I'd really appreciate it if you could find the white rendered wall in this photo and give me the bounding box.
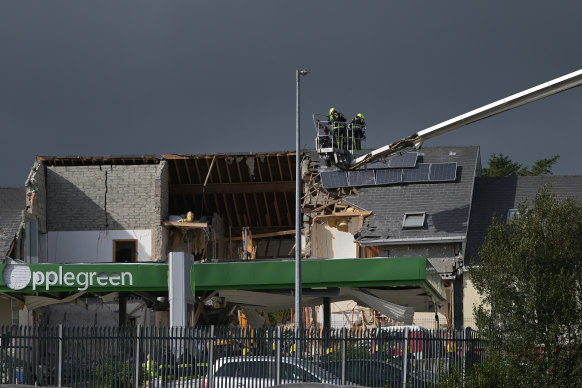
[312,218,359,258]
[462,272,484,327]
[46,230,153,263]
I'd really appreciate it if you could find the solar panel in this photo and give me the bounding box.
[429,162,457,182]
[402,163,430,182]
[388,152,418,168]
[348,170,376,186]
[367,152,418,169]
[320,171,348,188]
[375,168,403,185]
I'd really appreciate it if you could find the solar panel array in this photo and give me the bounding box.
[320,162,457,189]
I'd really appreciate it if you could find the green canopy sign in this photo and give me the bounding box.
[0,263,168,294]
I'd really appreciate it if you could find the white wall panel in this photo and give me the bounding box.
[46,230,152,263]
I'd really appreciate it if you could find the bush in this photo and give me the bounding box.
[94,358,135,388]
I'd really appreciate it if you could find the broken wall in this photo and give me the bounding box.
[311,217,360,258]
[25,161,47,233]
[43,162,169,262]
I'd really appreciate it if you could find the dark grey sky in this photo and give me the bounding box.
[2,1,582,186]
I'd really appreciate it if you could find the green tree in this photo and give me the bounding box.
[469,187,582,387]
[482,153,559,177]
[518,155,560,176]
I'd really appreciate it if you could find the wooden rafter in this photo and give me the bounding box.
[304,198,342,214]
[235,159,253,227]
[181,159,197,215]
[276,155,285,182]
[286,154,294,180]
[162,221,208,229]
[206,157,222,222]
[174,160,184,184]
[277,155,293,226]
[171,182,294,194]
[252,192,262,227]
[215,229,297,242]
[204,157,230,227]
[171,160,187,213]
[314,211,372,219]
[266,156,283,226]
[183,159,193,184]
[256,155,271,227]
[193,159,209,217]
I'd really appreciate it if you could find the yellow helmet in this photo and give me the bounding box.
[357,113,365,119]
[329,108,336,115]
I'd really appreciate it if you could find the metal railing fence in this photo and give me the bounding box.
[0,325,485,388]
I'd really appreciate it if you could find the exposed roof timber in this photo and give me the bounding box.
[172,182,296,194]
[303,198,342,214]
[37,155,161,166]
[265,156,283,226]
[162,152,297,160]
[314,211,373,219]
[162,221,208,229]
[256,154,272,227]
[235,161,254,227]
[215,229,297,242]
[225,161,244,227]
[166,152,296,230]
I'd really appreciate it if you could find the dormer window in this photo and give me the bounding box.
[402,212,426,229]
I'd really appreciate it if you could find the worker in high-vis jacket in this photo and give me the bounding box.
[350,113,366,150]
[329,108,347,149]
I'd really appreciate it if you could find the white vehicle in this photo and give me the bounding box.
[205,356,347,388]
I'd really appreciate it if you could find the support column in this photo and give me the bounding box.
[119,295,127,326]
[169,252,195,327]
[323,297,331,331]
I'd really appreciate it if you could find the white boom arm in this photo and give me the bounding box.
[349,68,582,169]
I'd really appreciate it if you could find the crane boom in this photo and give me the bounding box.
[348,68,582,170]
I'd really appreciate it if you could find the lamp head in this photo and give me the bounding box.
[299,69,309,76]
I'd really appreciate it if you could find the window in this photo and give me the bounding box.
[281,364,318,382]
[507,209,519,222]
[402,213,426,229]
[113,240,137,262]
[238,361,272,378]
[215,362,238,377]
[216,361,273,379]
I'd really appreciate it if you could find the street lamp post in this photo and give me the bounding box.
[295,68,309,355]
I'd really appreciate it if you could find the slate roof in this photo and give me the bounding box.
[0,187,26,258]
[465,175,582,264]
[343,146,480,244]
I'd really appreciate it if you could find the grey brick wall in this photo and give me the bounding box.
[46,164,165,232]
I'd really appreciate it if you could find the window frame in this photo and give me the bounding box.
[402,212,426,229]
[113,239,138,263]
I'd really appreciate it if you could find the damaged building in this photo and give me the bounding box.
[4,146,579,329]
